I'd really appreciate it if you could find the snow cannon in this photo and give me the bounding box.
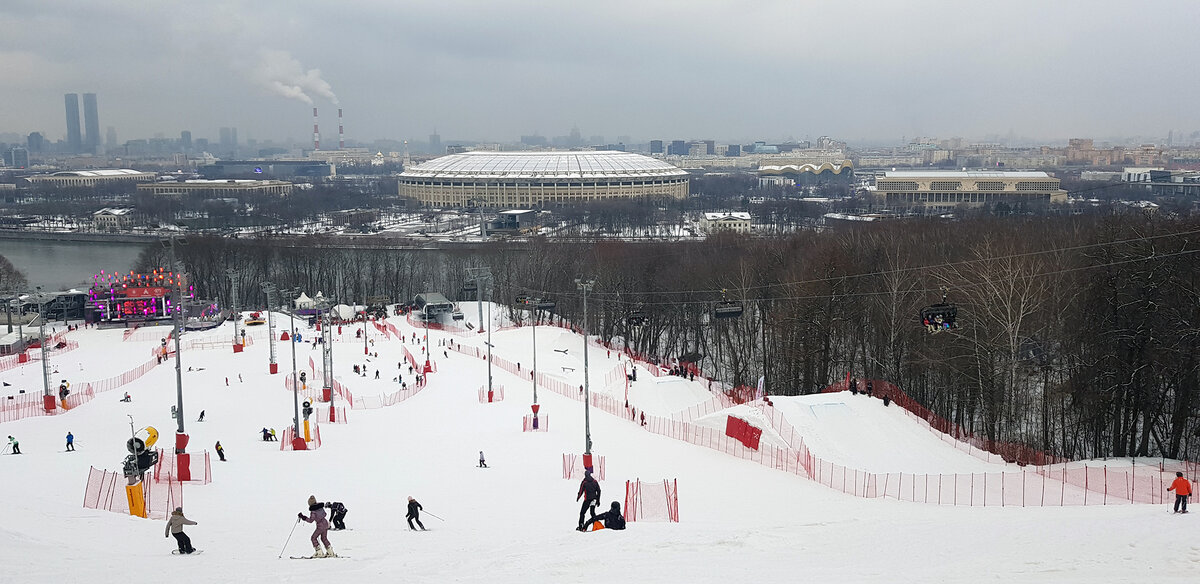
[300,371,307,391]
[302,400,314,442]
[122,425,161,517]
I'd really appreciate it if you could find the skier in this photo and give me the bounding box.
[165,507,197,554]
[324,501,348,530]
[215,441,225,462]
[850,379,858,395]
[238,374,243,383]
[298,495,335,557]
[479,450,487,468]
[375,370,379,379]
[866,380,874,396]
[197,410,205,422]
[7,435,20,454]
[882,395,891,407]
[66,432,75,452]
[1168,471,1192,514]
[576,470,601,531]
[588,501,627,531]
[406,496,426,530]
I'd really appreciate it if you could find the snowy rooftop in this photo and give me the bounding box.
[883,170,1053,179]
[400,151,689,180]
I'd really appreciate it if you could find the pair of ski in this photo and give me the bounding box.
[290,554,348,559]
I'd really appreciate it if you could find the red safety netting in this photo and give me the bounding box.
[279,422,323,451]
[83,466,183,520]
[522,414,548,432]
[563,453,606,480]
[479,385,505,403]
[154,450,213,484]
[725,415,762,450]
[625,479,679,522]
[402,345,439,374]
[318,406,349,423]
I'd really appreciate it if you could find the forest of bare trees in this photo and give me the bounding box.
[134,212,1200,463]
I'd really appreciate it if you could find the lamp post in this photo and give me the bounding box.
[467,268,493,398]
[575,278,595,461]
[261,283,279,374]
[282,287,301,437]
[422,282,432,373]
[35,290,53,411]
[227,269,241,351]
[162,236,188,451]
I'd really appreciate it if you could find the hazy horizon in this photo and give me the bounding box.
[3,0,1198,147]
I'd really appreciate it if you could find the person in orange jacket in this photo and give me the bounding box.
[1168,472,1192,514]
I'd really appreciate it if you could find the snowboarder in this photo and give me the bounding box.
[262,428,271,441]
[1168,471,1192,513]
[165,507,197,554]
[197,410,205,422]
[298,495,335,557]
[121,392,132,402]
[270,428,277,441]
[324,501,348,530]
[7,435,20,454]
[588,501,627,531]
[66,432,75,452]
[478,450,487,468]
[406,496,426,530]
[58,380,70,399]
[215,441,225,461]
[576,470,601,531]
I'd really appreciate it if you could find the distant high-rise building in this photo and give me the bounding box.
[650,140,663,154]
[219,127,238,153]
[520,134,548,147]
[725,144,741,157]
[82,93,100,153]
[704,140,716,155]
[64,94,82,153]
[105,126,118,149]
[27,132,45,153]
[180,130,192,151]
[429,131,442,154]
[668,140,687,156]
[9,147,29,168]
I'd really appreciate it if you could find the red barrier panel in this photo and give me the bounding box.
[479,385,505,403]
[563,453,606,480]
[154,450,213,484]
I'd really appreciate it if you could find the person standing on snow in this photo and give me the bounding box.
[215,441,225,462]
[66,432,75,452]
[406,496,426,531]
[197,410,205,422]
[324,501,348,530]
[298,495,335,557]
[1168,471,1192,514]
[576,470,601,531]
[7,435,20,455]
[478,450,487,468]
[165,507,197,554]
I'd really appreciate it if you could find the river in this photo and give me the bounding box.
[0,238,149,291]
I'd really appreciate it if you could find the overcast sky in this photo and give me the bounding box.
[2,0,1198,146]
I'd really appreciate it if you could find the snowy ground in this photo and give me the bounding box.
[1,305,1197,583]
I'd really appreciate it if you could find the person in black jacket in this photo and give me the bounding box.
[576,471,601,531]
[325,501,348,530]
[406,496,426,530]
[589,501,626,531]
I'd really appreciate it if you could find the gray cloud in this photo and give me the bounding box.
[1,0,1198,146]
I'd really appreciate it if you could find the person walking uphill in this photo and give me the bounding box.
[1168,472,1192,514]
[406,496,426,530]
[576,470,601,531]
[298,495,336,557]
[165,507,197,554]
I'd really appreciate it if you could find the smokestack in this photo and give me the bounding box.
[338,108,345,150]
[312,107,320,151]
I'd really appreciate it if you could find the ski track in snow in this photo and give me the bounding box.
[0,304,1194,583]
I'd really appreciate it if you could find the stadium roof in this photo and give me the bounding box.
[400,151,688,180]
[883,171,1052,179]
[47,169,152,177]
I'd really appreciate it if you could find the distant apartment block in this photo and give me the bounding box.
[874,171,1067,211]
[701,212,752,234]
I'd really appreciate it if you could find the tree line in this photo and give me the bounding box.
[134,211,1200,462]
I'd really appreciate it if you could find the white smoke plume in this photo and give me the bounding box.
[253,49,338,105]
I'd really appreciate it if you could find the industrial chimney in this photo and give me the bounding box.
[338,108,345,150]
[312,107,320,151]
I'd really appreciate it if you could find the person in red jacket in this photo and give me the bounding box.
[1168,472,1192,514]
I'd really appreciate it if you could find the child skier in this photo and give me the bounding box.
[406,496,426,530]
[324,501,348,530]
[298,495,335,557]
[165,507,197,554]
[1168,471,1192,514]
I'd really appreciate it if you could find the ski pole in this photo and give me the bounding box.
[422,510,444,522]
[277,518,301,558]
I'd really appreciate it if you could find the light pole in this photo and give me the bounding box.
[467,268,493,398]
[422,281,431,373]
[227,269,241,351]
[162,236,188,450]
[362,300,369,356]
[34,290,52,411]
[261,283,279,374]
[282,287,301,437]
[575,278,595,461]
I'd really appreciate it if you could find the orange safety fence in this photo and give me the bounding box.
[83,465,183,520]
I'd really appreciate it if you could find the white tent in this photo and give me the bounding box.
[331,304,357,320]
[293,292,315,309]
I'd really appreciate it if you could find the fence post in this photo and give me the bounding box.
[1103,465,1107,505]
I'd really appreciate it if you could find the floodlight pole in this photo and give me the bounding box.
[263,284,278,372]
[227,269,240,347]
[36,292,52,403]
[166,237,187,443]
[284,289,300,436]
[530,300,538,405]
[576,278,595,456]
[468,267,493,396]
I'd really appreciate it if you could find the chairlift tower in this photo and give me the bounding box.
[575,278,596,461]
[261,282,279,374]
[467,267,494,398]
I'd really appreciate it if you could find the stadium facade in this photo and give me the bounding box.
[398,151,689,208]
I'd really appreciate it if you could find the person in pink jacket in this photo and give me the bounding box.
[298,495,335,557]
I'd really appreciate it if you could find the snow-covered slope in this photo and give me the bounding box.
[0,305,1194,583]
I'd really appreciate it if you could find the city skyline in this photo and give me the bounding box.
[2,1,1199,146]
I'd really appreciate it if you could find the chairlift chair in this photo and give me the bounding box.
[920,303,958,332]
[713,300,744,319]
[627,311,647,327]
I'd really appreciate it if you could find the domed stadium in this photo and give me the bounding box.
[398,151,689,208]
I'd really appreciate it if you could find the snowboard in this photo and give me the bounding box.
[171,549,203,555]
